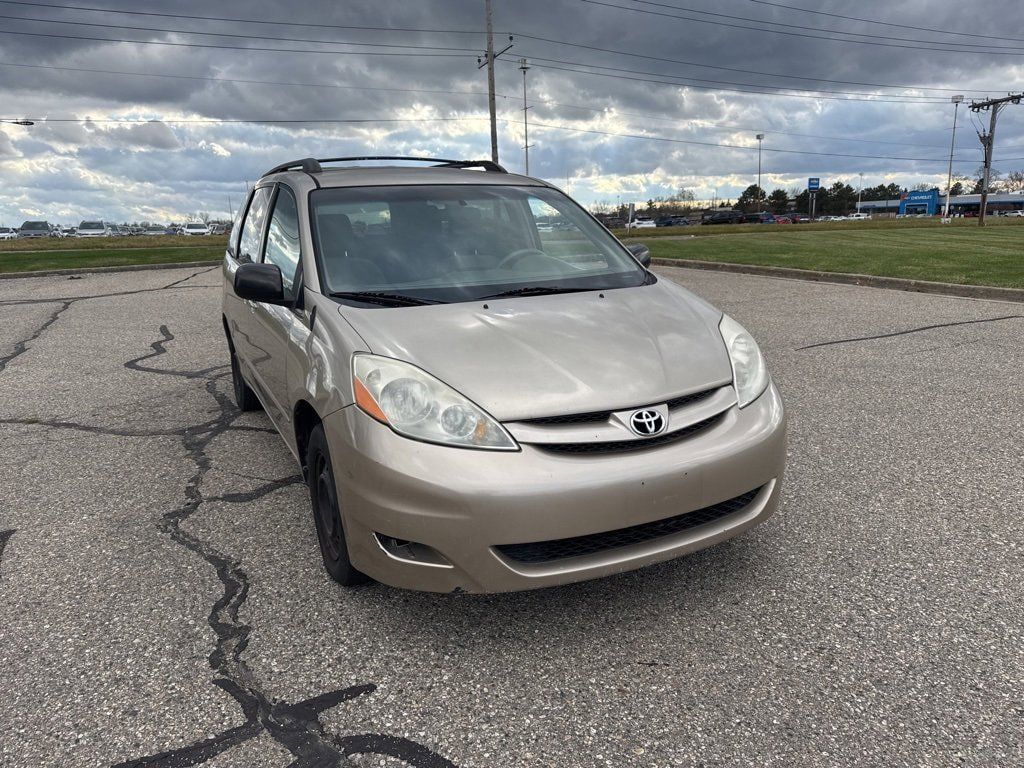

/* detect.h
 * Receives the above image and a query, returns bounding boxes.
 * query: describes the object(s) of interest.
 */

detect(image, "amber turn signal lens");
[354,377,389,423]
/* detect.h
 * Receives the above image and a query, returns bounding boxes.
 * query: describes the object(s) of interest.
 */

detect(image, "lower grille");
[495,487,762,564]
[535,411,724,455]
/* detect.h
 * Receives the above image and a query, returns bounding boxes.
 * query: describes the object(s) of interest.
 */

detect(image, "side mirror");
[626,243,652,268]
[234,262,286,304]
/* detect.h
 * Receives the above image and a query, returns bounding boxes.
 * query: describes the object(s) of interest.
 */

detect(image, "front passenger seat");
[316,213,388,288]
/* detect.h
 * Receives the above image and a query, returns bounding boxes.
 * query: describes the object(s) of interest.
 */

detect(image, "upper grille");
[518,387,718,427]
[535,411,724,455]
[495,486,763,564]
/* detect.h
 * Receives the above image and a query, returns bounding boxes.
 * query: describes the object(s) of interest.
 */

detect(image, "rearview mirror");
[626,243,652,268]
[234,262,286,304]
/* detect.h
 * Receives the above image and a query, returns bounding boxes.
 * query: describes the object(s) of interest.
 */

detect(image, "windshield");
[309,184,648,304]
[186,223,205,229]
[80,221,104,229]
[21,221,48,230]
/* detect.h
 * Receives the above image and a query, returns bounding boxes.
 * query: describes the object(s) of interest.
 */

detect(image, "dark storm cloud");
[1,0,1022,223]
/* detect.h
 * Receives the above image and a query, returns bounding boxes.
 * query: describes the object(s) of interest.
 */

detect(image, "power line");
[0,22,952,104]
[519,55,950,102]
[745,0,1024,45]
[0,28,476,57]
[0,110,999,163]
[0,12,476,52]
[513,32,992,96]
[580,0,1024,55]
[0,0,1000,96]
[0,116,493,124]
[622,0,1024,51]
[613,0,1024,52]
[0,60,993,153]
[0,60,494,99]
[0,0,484,35]
[521,60,949,103]
[525,120,986,163]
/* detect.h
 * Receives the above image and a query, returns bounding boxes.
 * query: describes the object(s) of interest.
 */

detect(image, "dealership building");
[856,189,1024,216]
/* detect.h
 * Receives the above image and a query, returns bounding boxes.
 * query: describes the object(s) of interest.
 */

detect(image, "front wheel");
[230,349,261,412]
[307,424,369,586]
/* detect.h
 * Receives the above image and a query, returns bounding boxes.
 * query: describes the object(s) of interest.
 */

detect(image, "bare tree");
[1004,170,1024,192]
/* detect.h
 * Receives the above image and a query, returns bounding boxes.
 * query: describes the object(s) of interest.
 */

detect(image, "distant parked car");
[701,210,743,225]
[18,220,52,238]
[1004,210,1024,217]
[774,216,792,224]
[789,214,810,224]
[183,222,212,236]
[846,213,870,221]
[77,220,110,238]
[655,216,690,227]
[0,226,17,240]
[144,226,166,235]
[740,212,776,224]
[626,217,656,230]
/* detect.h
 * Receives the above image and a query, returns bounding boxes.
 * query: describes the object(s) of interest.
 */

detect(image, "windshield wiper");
[329,291,442,307]
[476,286,597,300]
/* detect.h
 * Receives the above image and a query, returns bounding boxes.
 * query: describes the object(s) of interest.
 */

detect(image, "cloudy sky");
[1,0,1023,225]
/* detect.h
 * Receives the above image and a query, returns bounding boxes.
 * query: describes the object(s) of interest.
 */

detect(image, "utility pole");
[943,95,964,221]
[519,58,532,174]
[477,0,513,165]
[858,172,864,211]
[971,92,1022,226]
[756,133,764,210]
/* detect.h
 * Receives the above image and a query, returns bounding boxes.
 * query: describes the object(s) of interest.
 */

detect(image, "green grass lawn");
[638,224,1024,288]
[0,234,227,273]
[0,245,223,274]
[612,216,1024,239]
[0,234,228,253]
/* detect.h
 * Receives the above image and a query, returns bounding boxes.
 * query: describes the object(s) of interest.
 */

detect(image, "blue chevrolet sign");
[808,177,820,191]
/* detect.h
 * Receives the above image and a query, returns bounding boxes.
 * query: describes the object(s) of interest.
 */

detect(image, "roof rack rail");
[261,156,508,177]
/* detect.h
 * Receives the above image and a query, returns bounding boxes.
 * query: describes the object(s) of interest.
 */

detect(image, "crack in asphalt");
[124,324,228,380]
[110,328,458,768]
[0,529,14,581]
[0,266,217,377]
[0,268,458,767]
[0,300,72,374]
[797,314,1024,350]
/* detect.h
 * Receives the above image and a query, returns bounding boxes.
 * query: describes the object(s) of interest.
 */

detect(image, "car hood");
[338,280,732,421]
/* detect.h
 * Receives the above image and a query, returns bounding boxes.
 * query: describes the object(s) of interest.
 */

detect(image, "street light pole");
[756,133,764,210]
[858,172,863,211]
[943,95,964,221]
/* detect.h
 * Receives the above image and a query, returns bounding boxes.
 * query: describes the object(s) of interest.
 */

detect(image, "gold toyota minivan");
[222,156,786,593]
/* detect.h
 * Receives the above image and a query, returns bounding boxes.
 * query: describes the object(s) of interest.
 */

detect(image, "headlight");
[353,354,518,451]
[719,315,769,408]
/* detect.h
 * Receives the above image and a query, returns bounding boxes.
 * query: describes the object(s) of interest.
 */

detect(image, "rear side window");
[237,187,272,262]
[263,186,301,296]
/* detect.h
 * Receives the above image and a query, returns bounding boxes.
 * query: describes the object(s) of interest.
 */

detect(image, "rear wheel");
[230,348,260,412]
[307,424,369,586]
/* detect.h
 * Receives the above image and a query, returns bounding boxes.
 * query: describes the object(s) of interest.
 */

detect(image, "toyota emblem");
[629,409,666,436]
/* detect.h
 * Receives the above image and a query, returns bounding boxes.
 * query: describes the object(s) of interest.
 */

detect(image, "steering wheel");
[496,248,550,270]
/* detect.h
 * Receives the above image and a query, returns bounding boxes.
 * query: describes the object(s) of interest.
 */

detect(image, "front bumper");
[323,383,786,593]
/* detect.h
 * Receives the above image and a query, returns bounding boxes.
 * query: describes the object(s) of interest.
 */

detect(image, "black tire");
[307,424,369,586]
[230,348,261,412]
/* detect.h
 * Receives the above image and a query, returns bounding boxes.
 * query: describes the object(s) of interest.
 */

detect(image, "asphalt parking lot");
[1,264,1021,767]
